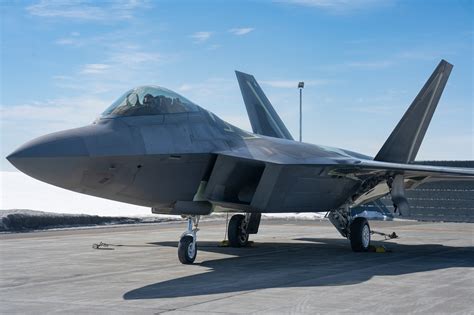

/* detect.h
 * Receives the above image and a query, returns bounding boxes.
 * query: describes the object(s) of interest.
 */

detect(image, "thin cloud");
[26,0,148,21]
[55,30,143,48]
[347,60,393,69]
[191,31,213,43]
[56,38,78,45]
[177,84,196,92]
[261,79,330,88]
[207,44,221,50]
[56,31,83,46]
[59,52,162,91]
[277,0,391,13]
[396,50,451,61]
[51,38,173,94]
[175,78,237,106]
[108,50,161,67]
[338,49,450,71]
[1,97,110,131]
[352,105,394,115]
[177,78,233,96]
[229,27,255,36]
[80,63,110,74]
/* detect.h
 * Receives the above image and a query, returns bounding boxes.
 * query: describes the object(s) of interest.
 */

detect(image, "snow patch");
[1,171,151,216]
[262,212,327,220]
[0,209,182,232]
[1,172,331,221]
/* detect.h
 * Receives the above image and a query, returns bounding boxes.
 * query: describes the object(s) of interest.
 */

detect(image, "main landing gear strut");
[227,213,261,247]
[328,207,371,252]
[177,213,261,264]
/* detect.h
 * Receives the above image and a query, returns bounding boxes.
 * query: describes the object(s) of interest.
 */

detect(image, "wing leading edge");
[205,151,473,213]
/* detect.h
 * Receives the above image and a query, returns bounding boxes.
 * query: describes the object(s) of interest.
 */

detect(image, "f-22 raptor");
[7,60,474,263]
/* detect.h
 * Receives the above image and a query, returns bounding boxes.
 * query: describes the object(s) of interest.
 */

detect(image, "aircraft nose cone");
[7,133,88,160]
[6,130,89,188]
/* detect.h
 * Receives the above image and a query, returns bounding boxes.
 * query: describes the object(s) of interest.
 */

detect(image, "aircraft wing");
[203,148,473,214]
[334,159,474,178]
[313,158,474,211]
[214,147,474,181]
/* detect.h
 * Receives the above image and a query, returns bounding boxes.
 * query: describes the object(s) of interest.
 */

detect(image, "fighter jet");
[7,60,474,264]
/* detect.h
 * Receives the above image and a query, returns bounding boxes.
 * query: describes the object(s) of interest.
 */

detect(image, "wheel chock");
[218,240,230,247]
[368,245,391,253]
[218,240,254,247]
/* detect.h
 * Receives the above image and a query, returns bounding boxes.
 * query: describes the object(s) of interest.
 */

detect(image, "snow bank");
[0,210,331,233]
[262,212,327,220]
[0,209,182,232]
[1,172,391,232]
[1,172,332,221]
[1,171,152,216]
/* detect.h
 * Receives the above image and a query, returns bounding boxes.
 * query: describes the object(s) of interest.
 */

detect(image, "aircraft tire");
[178,235,197,264]
[350,217,371,252]
[228,214,249,247]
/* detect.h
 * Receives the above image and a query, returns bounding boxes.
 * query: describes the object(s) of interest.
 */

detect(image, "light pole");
[298,81,304,142]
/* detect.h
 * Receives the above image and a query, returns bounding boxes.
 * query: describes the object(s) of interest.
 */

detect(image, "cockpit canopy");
[101,86,199,118]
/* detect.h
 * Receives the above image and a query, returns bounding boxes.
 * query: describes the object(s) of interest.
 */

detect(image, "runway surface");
[1,220,473,314]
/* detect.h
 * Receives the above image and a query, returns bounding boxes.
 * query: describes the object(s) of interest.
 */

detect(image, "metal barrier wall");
[353,161,474,222]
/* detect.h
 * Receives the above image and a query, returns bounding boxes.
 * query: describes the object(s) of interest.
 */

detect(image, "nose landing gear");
[177,212,262,264]
[178,215,200,264]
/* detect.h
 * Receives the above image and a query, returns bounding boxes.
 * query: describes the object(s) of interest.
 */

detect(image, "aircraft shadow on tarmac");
[123,238,474,300]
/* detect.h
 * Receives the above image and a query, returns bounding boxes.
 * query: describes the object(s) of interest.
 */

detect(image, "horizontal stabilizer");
[235,71,293,140]
[375,60,453,163]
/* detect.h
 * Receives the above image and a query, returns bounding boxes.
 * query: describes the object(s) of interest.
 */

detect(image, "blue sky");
[1,0,473,172]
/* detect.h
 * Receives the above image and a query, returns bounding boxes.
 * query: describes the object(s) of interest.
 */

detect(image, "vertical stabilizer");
[235,71,294,140]
[374,60,453,163]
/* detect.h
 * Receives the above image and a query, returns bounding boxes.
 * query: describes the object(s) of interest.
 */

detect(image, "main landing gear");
[227,213,261,247]
[177,213,261,264]
[228,214,249,247]
[329,207,371,252]
[350,217,371,251]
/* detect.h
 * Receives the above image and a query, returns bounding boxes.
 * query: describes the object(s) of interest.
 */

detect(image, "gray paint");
[6,60,474,216]
[235,71,294,140]
[375,60,453,163]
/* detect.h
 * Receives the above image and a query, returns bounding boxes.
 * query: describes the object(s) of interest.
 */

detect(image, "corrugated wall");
[353,161,474,222]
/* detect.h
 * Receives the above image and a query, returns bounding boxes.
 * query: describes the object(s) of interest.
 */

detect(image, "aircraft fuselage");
[8,109,366,214]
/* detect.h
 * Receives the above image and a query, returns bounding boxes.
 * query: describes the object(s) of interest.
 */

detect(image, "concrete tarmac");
[1,220,473,314]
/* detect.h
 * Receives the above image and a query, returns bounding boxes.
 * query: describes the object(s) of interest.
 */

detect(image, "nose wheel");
[178,216,200,264]
[178,235,197,264]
